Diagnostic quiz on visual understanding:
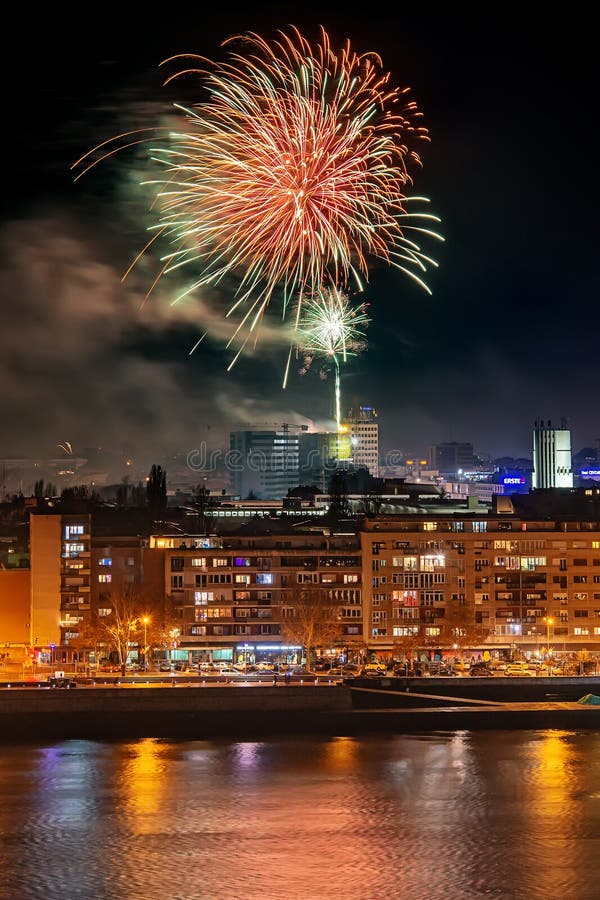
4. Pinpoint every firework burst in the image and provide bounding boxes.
[73,26,442,370]
[297,286,369,431]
